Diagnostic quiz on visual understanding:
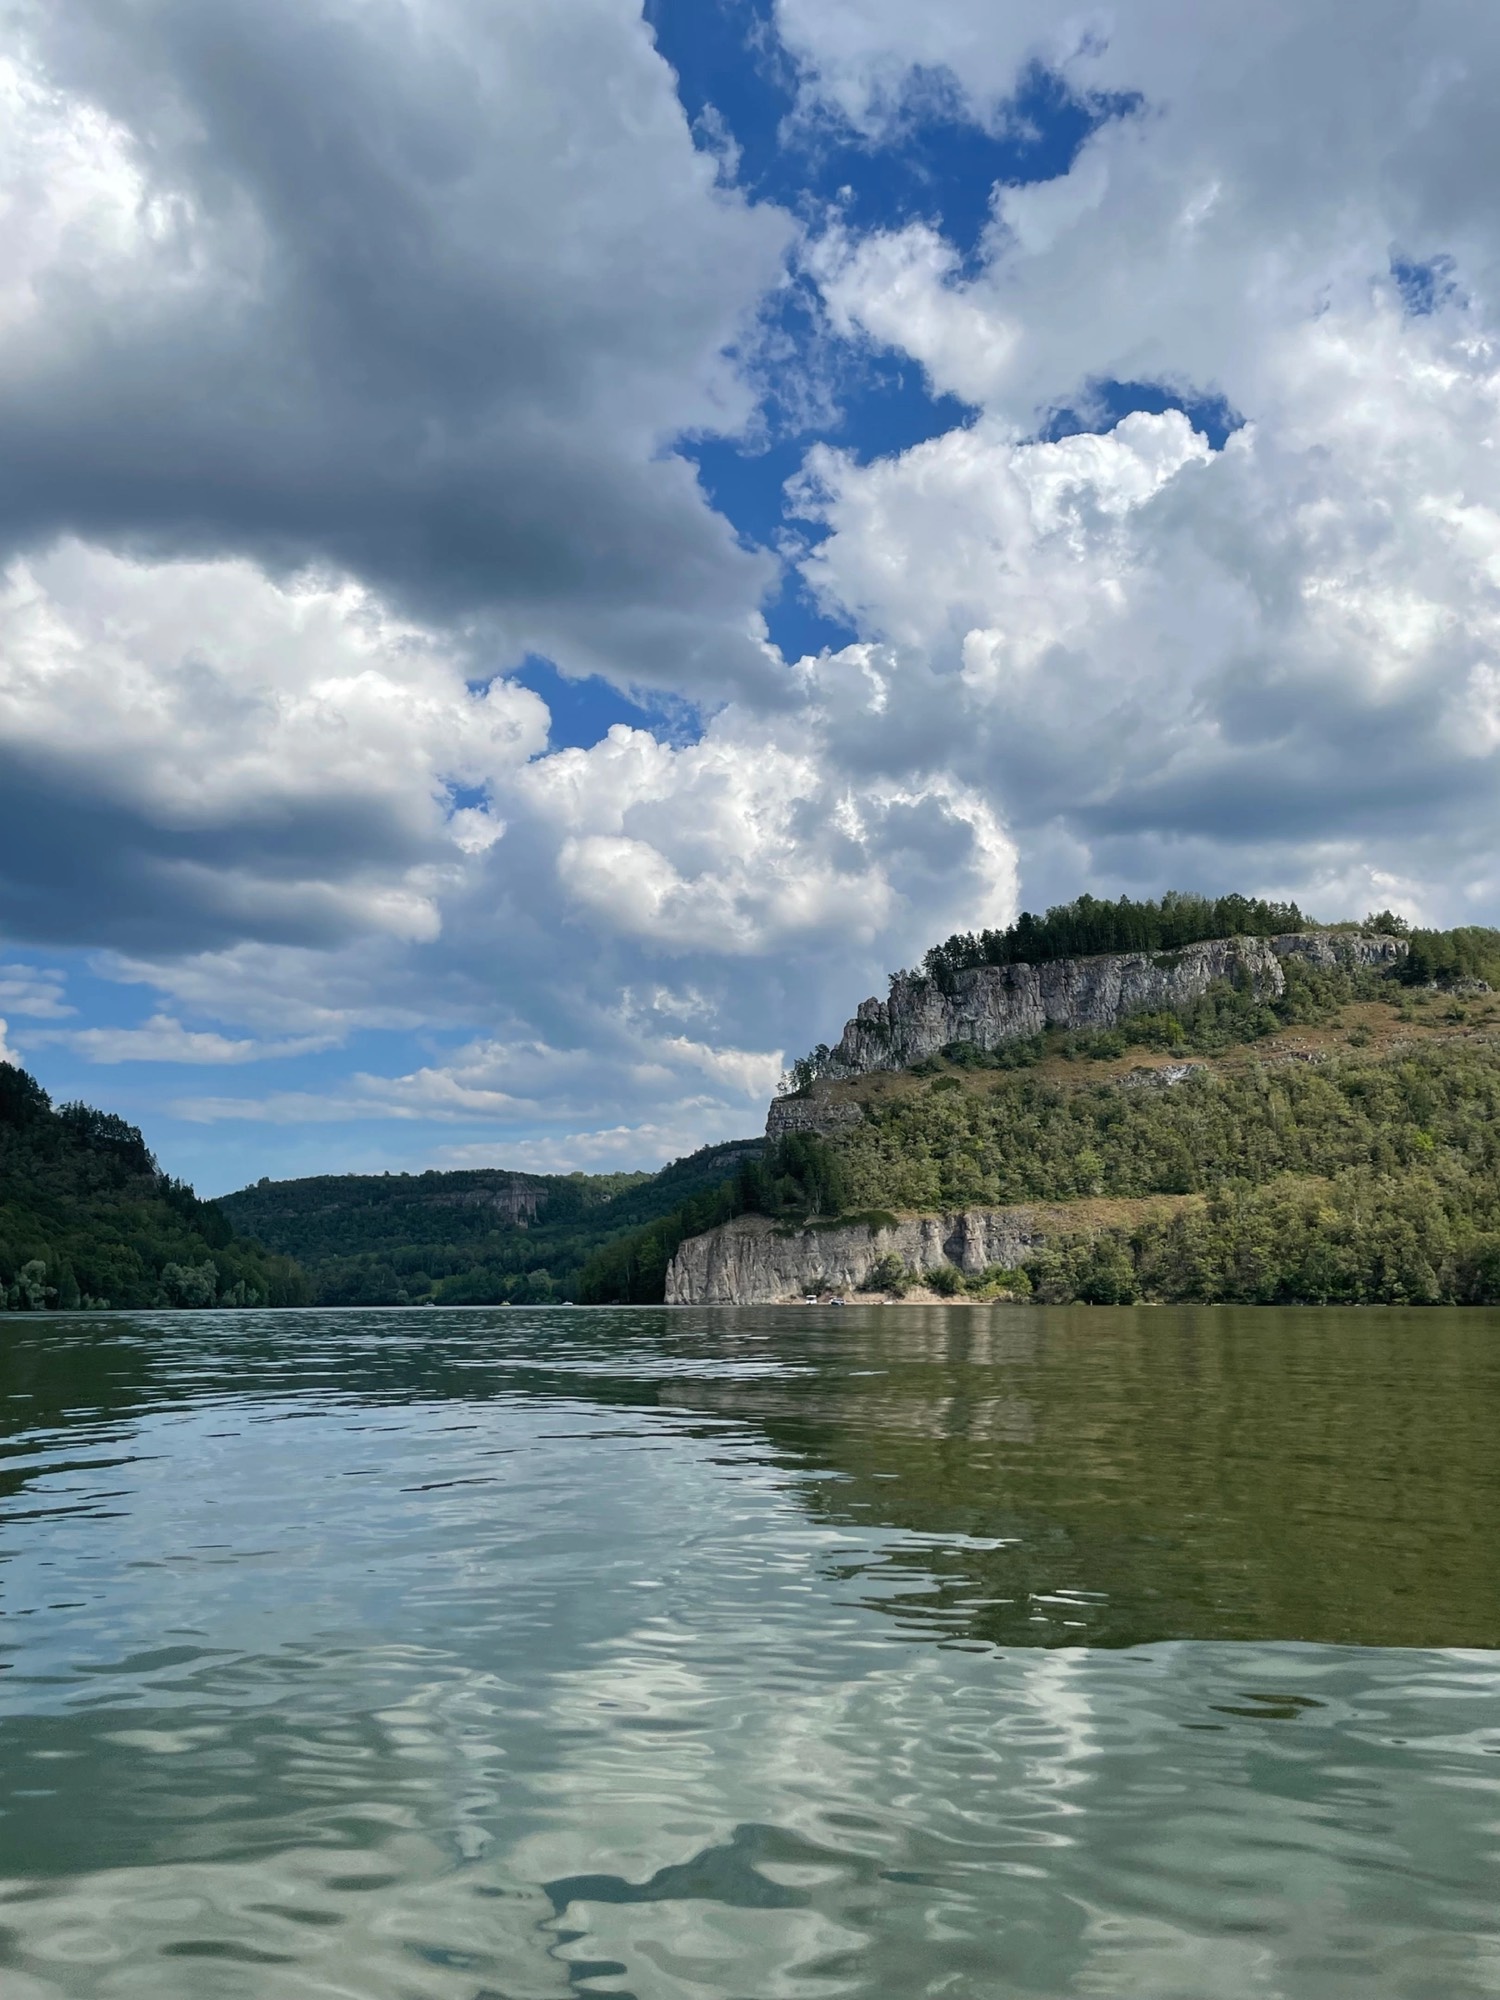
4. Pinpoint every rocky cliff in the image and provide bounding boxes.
[820,931,1406,1081]
[671,926,1425,1304]
[664,1210,1050,1305]
[764,1096,866,1141]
